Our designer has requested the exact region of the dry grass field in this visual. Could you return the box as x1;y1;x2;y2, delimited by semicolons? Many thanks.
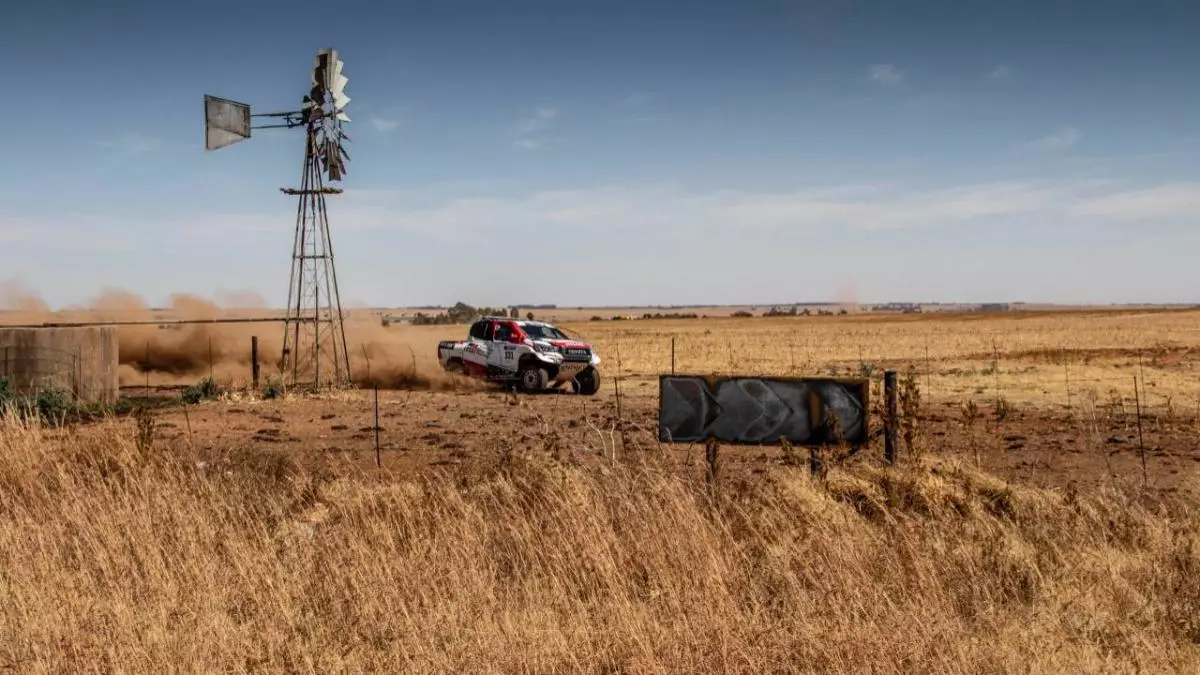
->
4;304;1200;671
3;412;1200;672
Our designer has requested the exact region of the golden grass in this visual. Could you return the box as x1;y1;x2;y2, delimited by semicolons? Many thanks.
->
360;309;1200;414
567;310;1200;409
2;411;1199;672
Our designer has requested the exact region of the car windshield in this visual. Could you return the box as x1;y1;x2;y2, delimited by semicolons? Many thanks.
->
522;323;569;340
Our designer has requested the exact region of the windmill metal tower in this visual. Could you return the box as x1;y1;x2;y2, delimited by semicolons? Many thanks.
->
203;48;353;390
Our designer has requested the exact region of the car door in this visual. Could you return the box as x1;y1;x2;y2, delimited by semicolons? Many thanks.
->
462;320;492;369
488;321;518;373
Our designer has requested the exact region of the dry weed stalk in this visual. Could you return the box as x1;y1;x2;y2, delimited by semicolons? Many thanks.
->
961;399;982;468
0;415;1199;671
898;365;923;462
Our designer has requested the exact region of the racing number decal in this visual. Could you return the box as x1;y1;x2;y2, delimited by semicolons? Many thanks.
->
503;346;515;361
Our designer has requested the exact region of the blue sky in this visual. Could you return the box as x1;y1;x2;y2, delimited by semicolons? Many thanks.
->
2;0;1198;309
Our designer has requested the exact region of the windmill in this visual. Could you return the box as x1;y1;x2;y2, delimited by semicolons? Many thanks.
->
203;48;353;390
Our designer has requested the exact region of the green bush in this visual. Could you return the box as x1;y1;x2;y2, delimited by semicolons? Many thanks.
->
0;378;86;425
181;377;221;405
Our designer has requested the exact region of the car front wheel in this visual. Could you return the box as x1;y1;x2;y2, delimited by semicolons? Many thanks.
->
572;367;601;395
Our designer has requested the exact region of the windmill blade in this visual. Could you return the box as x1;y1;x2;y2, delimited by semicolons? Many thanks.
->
331;58;350;110
317;49;341;96
325;139;340;173
331;56;351;121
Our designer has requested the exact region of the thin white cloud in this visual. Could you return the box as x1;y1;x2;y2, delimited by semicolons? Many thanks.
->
617;92;654;108
513;107;558;150
869;64;905;85
315;177;1199;243
0;215;142;252
370;116;400;132
1068;182;1200;220
0;226;39;245
988;65;1015;80
515;107;558;135
96;133;161;155
10;178;1193;258
1029;127;1081;151
614;91;669;124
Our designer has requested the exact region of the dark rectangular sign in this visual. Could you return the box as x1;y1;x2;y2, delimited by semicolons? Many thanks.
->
658;375;869;446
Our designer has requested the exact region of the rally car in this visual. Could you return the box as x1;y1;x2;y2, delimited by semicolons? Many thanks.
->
437;317;602;394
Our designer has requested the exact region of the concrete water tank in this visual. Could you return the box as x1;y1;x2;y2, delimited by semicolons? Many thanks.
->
0;327;119;405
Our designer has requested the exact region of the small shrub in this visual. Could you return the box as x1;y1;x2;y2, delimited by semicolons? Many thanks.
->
35;389;74;421
262;377;282;400
994;395;1011;424
134;405;157;451
182;377;221;405
0;381;85;426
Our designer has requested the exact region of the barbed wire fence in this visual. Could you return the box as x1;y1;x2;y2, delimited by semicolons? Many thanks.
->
608;326;1200;417
592;323;1200;484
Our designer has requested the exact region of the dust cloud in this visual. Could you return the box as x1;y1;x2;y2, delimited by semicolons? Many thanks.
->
0;280;51;317
835;283;861;313
0;282;473;392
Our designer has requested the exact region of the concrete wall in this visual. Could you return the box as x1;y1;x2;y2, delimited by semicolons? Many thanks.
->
0;327;120;405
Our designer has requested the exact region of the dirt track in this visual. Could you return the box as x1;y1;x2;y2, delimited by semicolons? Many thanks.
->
141;377;1200;496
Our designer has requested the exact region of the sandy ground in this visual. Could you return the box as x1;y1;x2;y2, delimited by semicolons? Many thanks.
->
139;375;1200;496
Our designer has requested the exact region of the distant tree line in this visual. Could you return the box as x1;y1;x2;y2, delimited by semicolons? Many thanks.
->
383;302;538;326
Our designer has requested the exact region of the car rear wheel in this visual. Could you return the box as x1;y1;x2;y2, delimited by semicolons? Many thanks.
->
518;363;549;392
572;367;601;396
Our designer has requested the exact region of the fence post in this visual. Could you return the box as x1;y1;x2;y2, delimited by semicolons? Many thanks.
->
670;336;676;375
1064;359;1072;416
1134;375;1147;488
251;336;260;389
374;384;381;469
705;439;720;488
810;446;824;477
884;370;899;464
3;345;8;378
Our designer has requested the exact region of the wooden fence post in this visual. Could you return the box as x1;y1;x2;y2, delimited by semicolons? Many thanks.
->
884;370;899;464
374;384;382;469
251;336;260;389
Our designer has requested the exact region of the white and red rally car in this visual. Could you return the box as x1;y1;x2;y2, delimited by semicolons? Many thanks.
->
437;316;602;394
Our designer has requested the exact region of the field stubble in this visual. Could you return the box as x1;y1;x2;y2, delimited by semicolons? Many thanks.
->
4;307;1200;671
2;412;1200;672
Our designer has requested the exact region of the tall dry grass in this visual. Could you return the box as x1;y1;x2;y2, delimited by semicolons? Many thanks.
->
1;411;1199;673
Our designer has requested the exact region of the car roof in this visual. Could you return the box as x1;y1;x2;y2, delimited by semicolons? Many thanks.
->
475;316;559;328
